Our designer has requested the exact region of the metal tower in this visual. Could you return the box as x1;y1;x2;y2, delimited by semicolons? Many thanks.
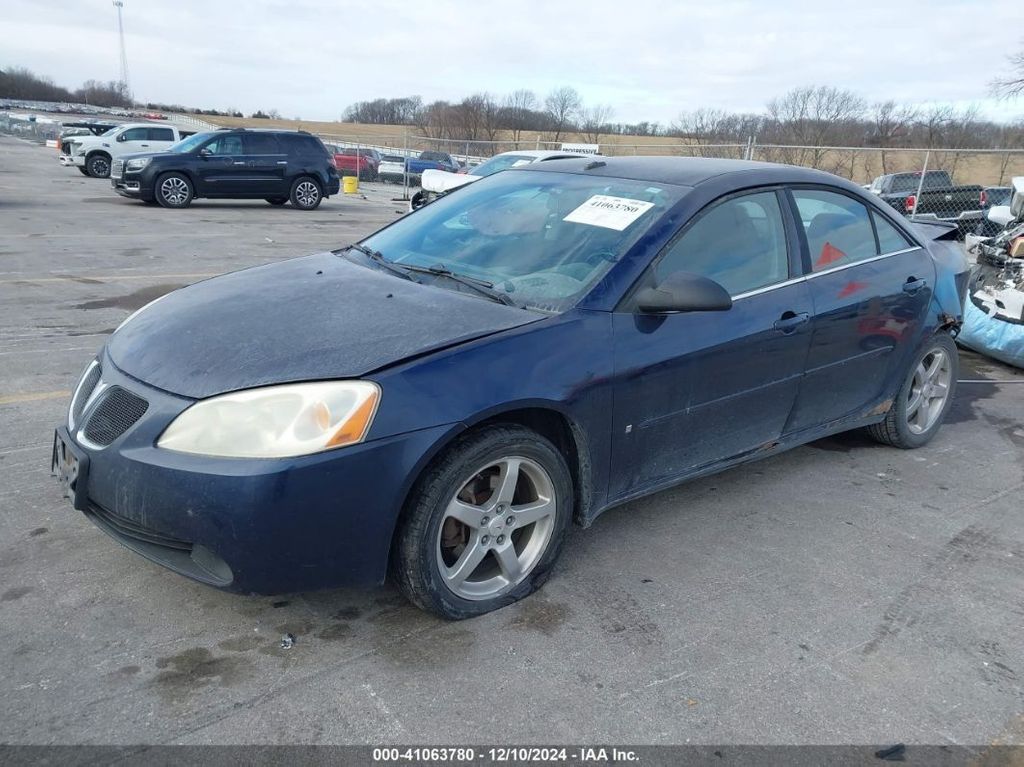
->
113;0;130;96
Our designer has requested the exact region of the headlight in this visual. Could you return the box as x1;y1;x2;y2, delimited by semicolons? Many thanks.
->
126;157;151;171
157;381;381;458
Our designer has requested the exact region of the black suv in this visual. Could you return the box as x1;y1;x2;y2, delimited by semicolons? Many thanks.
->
111;128;341;210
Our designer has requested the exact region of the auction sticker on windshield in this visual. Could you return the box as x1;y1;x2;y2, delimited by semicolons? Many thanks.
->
563;195;655;230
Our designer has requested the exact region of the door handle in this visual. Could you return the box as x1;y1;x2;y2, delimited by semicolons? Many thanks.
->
903;277;928;294
233;161;246;165
773;311;810;333
276;161;288;165
140;143;149;147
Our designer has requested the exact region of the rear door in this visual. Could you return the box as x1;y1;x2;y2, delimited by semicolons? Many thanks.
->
193;133;246;196
610;188;813;499
784;187;933;433
147;126;177;150
242;133;288;195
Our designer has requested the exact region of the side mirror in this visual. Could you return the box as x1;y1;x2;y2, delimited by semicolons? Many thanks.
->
636;271;733;314
199;148;212;158
116;133;127;142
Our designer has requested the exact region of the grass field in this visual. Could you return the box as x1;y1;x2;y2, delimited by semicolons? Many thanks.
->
199;113;1024;186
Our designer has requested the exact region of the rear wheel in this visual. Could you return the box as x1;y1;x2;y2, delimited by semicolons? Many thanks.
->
289;177;322;210
392;424;572;620
86;154;111;178
265;197;288;206
155;172;194;209
866;333;958;449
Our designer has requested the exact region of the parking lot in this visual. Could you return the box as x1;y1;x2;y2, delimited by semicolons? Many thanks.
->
2;133;1023;747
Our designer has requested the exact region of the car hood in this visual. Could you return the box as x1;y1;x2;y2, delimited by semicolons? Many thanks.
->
106;252;542;399
421;169;479;193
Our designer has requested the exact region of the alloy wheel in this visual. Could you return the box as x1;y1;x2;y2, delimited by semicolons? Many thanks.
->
436;456;556;601
905;348;952;434
295;181;319;208
160;177;190;206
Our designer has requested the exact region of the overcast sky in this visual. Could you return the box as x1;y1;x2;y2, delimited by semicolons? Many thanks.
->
6;0;1023;124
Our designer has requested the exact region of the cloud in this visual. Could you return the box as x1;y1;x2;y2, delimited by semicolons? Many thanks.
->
4;0;1022;123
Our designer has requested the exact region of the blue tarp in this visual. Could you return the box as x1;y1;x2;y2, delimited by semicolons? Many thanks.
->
957;298;1024;369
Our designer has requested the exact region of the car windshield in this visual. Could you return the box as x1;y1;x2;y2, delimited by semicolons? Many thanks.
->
470;154;537;177
357;169;684;313
168;132;215;153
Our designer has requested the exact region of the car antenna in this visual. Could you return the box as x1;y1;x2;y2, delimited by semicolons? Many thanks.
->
583;160;606;170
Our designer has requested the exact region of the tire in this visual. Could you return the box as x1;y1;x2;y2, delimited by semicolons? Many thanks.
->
392;424;573;620
86;154;111;178
867;332;959;449
289;177;322;210
265;197;288;206
155;172;194;209
76;166;90;176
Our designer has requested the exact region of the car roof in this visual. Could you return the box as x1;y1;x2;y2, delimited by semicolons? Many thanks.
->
490;149;583;160
517;155;856;189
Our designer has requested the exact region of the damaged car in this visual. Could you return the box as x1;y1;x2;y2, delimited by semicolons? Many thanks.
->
52;157;969;619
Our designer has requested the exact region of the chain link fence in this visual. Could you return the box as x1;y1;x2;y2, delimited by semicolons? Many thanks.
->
5;108;1022;234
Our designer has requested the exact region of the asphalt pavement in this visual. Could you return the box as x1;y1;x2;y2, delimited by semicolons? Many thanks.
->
1;135;1022;748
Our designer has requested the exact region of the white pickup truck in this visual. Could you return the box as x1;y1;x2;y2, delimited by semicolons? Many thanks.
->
60;122;185;178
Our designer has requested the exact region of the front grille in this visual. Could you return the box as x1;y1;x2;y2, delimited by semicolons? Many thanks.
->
70;362;101;429
111;159;124;178
82;386;149;446
87;502;192;551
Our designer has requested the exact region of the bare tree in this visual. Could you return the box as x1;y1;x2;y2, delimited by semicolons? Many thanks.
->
544;86;582;142
579;104;614;144
765;85;866;168
992;46;1024;98
870;100;918;173
503;89;537;142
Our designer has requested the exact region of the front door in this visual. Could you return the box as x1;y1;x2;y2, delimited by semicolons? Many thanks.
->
784;188;934;432
610;189;813;500
116;126;150;154
194;134;247;196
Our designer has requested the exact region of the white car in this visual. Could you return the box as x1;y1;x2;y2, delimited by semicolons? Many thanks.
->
410;150;583;210
63;122;183;178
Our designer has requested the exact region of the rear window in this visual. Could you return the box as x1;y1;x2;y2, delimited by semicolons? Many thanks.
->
888;171;952;193
278;134;327;155
148;127;175;141
245;133;281;153
420;151;448;162
381;155;405;163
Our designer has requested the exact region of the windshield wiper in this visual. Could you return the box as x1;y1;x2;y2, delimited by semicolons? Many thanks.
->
399;263;519;307
344;244;418;282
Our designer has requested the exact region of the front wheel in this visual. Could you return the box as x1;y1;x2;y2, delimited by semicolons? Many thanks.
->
866;333;959;449
289;177;322;210
155;172;194;208
392;425;572;620
77;166;90;176
86;154;111;178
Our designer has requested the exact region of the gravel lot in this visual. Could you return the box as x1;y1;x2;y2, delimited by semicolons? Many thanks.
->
1;134;1022;748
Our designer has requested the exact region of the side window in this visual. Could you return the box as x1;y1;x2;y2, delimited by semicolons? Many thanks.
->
792;189;877;271
120;127;148;141
655;191;789;296
244;133;280;154
873;211;913;254
148;128;175;141
203;135;243;155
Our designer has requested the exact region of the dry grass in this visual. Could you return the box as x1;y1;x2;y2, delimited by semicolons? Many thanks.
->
201;114;1024;186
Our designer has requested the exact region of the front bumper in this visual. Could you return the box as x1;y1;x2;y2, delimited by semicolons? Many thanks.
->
56;354;459;594
59;153;75;166
111;169;152;199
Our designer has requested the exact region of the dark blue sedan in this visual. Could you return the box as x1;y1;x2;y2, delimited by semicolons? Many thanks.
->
52;157;969;619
